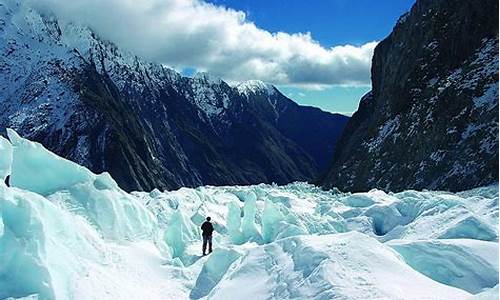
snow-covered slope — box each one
[236,80,277,98]
[208,233,470,299]
[387,239,498,293]
[1,131,498,299]
[0,0,348,192]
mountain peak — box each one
[235,80,276,97]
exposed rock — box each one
[321,0,498,192]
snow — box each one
[474,82,499,110]
[189,74,230,117]
[445,38,498,94]
[236,80,276,97]
[208,233,470,300]
[365,115,401,152]
[0,130,498,299]
[470,285,499,300]
[190,248,242,299]
[387,239,498,293]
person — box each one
[201,216,214,255]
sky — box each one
[30,0,415,114]
[206,0,415,114]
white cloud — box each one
[28,0,377,87]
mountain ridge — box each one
[0,0,349,191]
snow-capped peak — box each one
[236,80,276,97]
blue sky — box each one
[278,86,371,115]
[206,0,415,114]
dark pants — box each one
[202,235,212,254]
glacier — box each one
[0,130,498,300]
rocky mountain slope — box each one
[0,0,348,191]
[321,0,498,192]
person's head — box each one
[206,217,211,221]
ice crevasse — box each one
[0,129,498,300]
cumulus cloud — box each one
[28,0,376,87]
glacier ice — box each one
[261,199,286,243]
[0,135,12,181]
[0,130,498,299]
[165,210,188,260]
[7,129,94,196]
[0,183,107,299]
[226,202,245,244]
[241,196,262,243]
[6,129,157,241]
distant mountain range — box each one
[0,0,348,192]
[321,0,499,192]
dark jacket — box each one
[201,221,214,236]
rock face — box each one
[321,0,498,192]
[0,1,348,191]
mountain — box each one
[235,80,349,173]
[320,0,499,192]
[0,0,348,192]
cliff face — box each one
[321,0,499,192]
[0,2,348,192]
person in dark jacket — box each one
[201,217,214,255]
